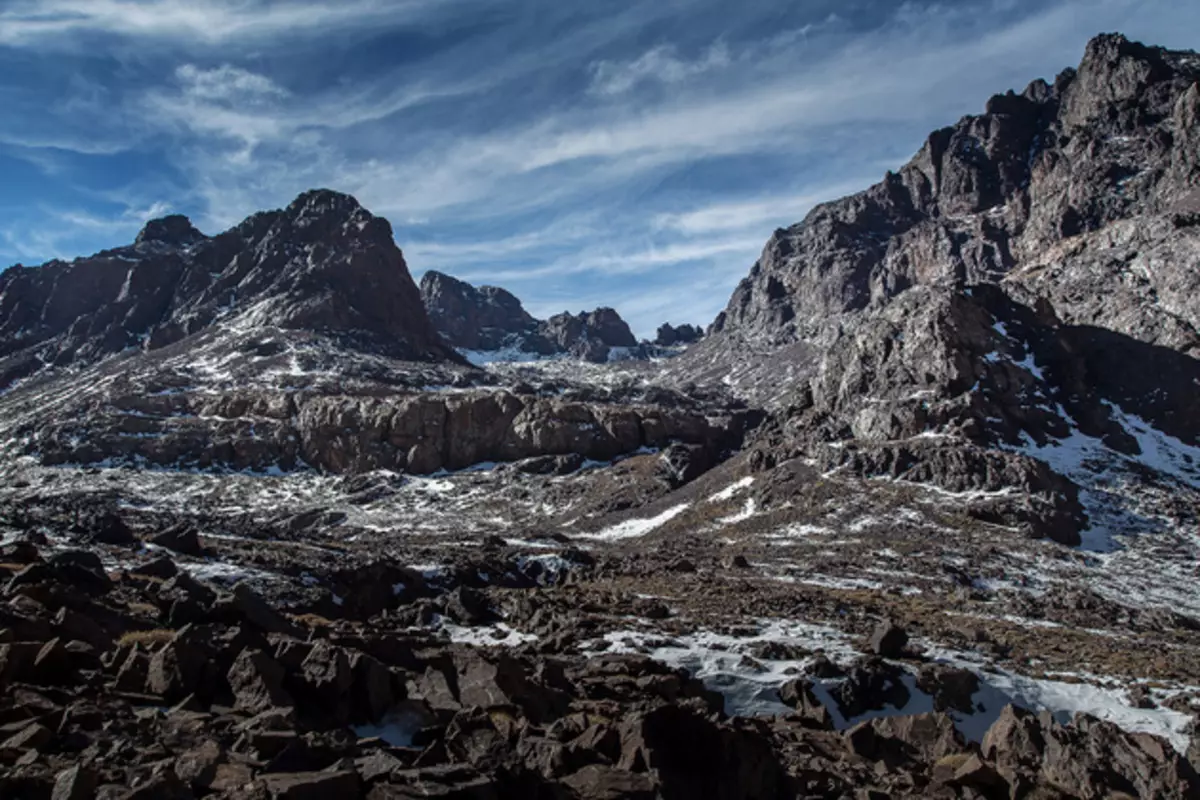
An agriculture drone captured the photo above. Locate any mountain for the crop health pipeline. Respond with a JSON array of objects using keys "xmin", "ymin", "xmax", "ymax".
[
  {"xmin": 666, "ymin": 32, "xmax": 1200, "ymax": 545},
  {"xmin": 0, "ymin": 33, "xmax": 1198, "ymax": 800},
  {"xmin": 703, "ymin": 33, "xmax": 1200, "ymax": 368},
  {"xmin": 0, "ymin": 189, "xmax": 454, "ymax": 391},
  {"xmin": 0, "ymin": 191, "xmax": 752, "ymax": 477},
  {"xmin": 420, "ymin": 270, "xmax": 646, "ymax": 362}
]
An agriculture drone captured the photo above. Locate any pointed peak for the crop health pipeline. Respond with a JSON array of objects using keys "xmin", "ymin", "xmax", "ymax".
[
  {"xmin": 1080, "ymin": 32, "xmax": 1163, "ymax": 69},
  {"xmin": 286, "ymin": 189, "xmax": 365, "ymax": 220},
  {"xmin": 135, "ymin": 214, "xmax": 205, "ymax": 248}
]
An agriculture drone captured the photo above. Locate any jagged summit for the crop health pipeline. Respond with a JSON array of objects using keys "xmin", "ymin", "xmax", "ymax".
[
  {"xmin": 134, "ymin": 214, "xmax": 206, "ymax": 248},
  {"xmin": 703, "ymin": 32, "xmax": 1200, "ymax": 353}
]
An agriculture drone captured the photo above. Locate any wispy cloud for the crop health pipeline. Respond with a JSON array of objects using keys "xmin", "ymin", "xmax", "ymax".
[
  {"xmin": 175, "ymin": 64, "xmax": 287, "ymax": 103},
  {"xmin": 588, "ymin": 42, "xmax": 731, "ymax": 95},
  {"xmin": 5, "ymin": 0, "xmax": 1200, "ymax": 336},
  {"xmin": 0, "ymin": 0, "xmax": 473, "ymax": 48}
]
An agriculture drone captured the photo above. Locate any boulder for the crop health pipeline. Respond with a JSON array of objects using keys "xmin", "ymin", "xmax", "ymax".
[
  {"xmin": 151, "ymin": 524, "xmax": 205, "ymax": 557},
  {"xmin": 228, "ymin": 649, "xmax": 294, "ymax": 713},
  {"xmin": 868, "ymin": 621, "xmax": 908, "ymax": 658}
]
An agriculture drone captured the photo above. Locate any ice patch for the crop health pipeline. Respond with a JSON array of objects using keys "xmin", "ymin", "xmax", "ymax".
[
  {"xmin": 763, "ymin": 523, "xmax": 833, "ymax": 542},
  {"xmin": 595, "ymin": 619, "xmax": 1193, "ymax": 753},
  {"xmin": 927, "ymin": 645, "xmax": 1195, "ymax": 753},
  {"xmin": 183, "ymin": 560, "xmax": 276, "ymax": 585},
  {"xmin": 352, "ymin": 707, "xmax": 425, "ymax": 747},
  {"xmin": 515, "ymin": 553, "xmax": 575, "ymax": 583}
]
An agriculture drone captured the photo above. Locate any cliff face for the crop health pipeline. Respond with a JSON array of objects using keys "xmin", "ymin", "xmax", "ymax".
[
  {"xmin": 0, "ymin": 189, "xmax": 454, "ymax": 389},
  {"xmin": 709, "ymin": 34, "xmax": 1200, "ymax": 355}
]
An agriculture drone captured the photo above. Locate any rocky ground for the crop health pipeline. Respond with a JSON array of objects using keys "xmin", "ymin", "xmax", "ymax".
[{"xmin": 1, "ymin": 348, "xmax": 1198, "ymax": 797}]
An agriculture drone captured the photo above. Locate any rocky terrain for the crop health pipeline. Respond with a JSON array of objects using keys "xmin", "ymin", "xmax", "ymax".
[{"xmin": 0, "ymin": 31, "xmax": 1199, "ymax": 799}]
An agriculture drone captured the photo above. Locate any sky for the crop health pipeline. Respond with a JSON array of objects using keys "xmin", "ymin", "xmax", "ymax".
[{"xmin": 1, "ymin": 1, "xmax": 1198, "ymax": 338}]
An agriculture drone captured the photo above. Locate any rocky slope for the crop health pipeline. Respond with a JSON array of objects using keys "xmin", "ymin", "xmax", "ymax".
[{"xmin": 1, "ymin": 31, "xmax": 1199, "ymax": 800}]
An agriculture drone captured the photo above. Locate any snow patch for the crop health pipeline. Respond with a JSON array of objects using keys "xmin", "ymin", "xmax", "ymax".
[
  {"xmin": 576, "ymin": 503, "xmax": 690, "ymax": 541},
  {"xmin": 708, "ymin": 476, "xmax": 755, "ymax": 503}
]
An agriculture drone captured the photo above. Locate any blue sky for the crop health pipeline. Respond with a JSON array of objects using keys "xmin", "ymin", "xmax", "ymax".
[{"xmin": 1, "ymin": 0, "xmax": 1198, "ymax": 337}]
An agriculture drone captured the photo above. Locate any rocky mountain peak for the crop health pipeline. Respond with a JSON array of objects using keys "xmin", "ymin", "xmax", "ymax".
[
  {"xmin": 134, "ymin": 214, "xmax": 206, "ymax": 248},
  {"xmin": 285, "ymin": 188, "xmax": 370, "ymax": 228},
  {"xmin": 0, "ymin": 189, "xmax": 453, "ymax": 381},
  {"xmin": 419, "ymin": 272, "xmax": 650, "ymax": 362},
  {"xmin": 703, "ymin": 32, "xmax": 1200, "ymax": 354},
  {"xmin": 419, "ymin": 270, "xmax": 540, "ymax": 352}
]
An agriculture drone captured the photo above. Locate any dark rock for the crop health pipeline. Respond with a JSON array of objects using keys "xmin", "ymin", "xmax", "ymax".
[
  {"xmin": 130, "ymin": 557, "xmax": 179, "ymax": 580},
  {"xmin": 420, "ymin": 271, "xmax": 540, "ymax": 352},
  {"xmin": 1, "ymin": 721, "xmax": 53, "ymax": 751},
  {"xmin": 778, "ymin": 679, "xmax": 833, "ymax": 729},
  {"xmin": 260, "ymin": 769, "xmax": 361, "ymax": 799},
  {"xmin": 868, "ymin": 620, "xmax": 908, "ymax": 657},
  {"xmin": 444, "ymin": 586, "xmax": 495, "ymax": 625},
  {"xmin": 73, "ymin": 511, "xmax": 136, "ymax": 546},
  {"xmin": 656, "ymin": 443, "xmax": 713, "ymax": 489},
  {"xmin": 805, "ymin": 654, "xmax": 846, "ymax": 679},
  {"xmin": 47, "ymin": 550, "xmax": 113, "ymax": 593},
  {"xmin": 848, "ymin": 713, "xmax": 968, "ymax": 766},
  {"xmin": 173, "ymin": 739, "xmax": 223, "ymax": 789},
  {"xmin": 916, "ymin": 664, "xmax": 981, "ymax": 714},
  {"xmin": 51, "ymin": 764, "xmax": 97, "ymax": 800},
  {"xmin": 150, "ymin": 524, "xmax": 204, "ymax": 557},
  {"xmin": 217, "ymin": 583, "xmax": 303, "ymax": 637},
  {"xmin": 228, "ymin": 649, "xmax": 294, "ymax": 713},
  {"xmin": 146, "ymin": 638, "xmax": 209, "ymax": 701},
  {"xmin": 32, "ymin": 638, "xmax": 74, "ymax": 686},
  {"xmin": 0, "ymin": 189, "xmax": 454, "ymax": 375},
  {"xmin": 539, "ymin": 308, "xmax": 638, "ymax": 363},
  {"xmin": 830, "ymin": 658, "xmax": 911, "ymax": 719},
  {"xmin": 653, "ymin": 323, "xmax": 703, "ymax": 347},
  {"xmin": 560, "ymin": 764, "xmax": 657, "ymax": 799},
  {"xmin": 982, "ymin": 703, "xmax": 1200, "ymax": 798}
]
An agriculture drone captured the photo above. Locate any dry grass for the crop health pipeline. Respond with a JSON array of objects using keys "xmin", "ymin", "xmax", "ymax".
[
  {"xmin": 126, "ymin": 602, "xmax": 162, "ymax": 618},
  {"xmin": 118, "ymin": 629, "xmax": 174, "ymax": 648}
]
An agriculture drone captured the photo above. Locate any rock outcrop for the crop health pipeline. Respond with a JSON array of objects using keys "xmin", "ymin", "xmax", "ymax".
[
  {"xmin": 419, "ymin": 272, "xmax": 642, "ymax": 363},
  {"xmin": 654, "ymin": 323, "xmax": 703, "ymax": 347},
  {"xmin": 24, "ymin": 386, "xmax": 753, "ymax": 476},
  {"xmin": 539, "ymin": 307, "xmax": 638, "ymax": 362},
  {"xmin": 419, "ymin": 271, "xmax": 549, "ymax": 353},
  {"xmin": 708, "ymin": 34, "xmax": 1200, "ymax": 353}
]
